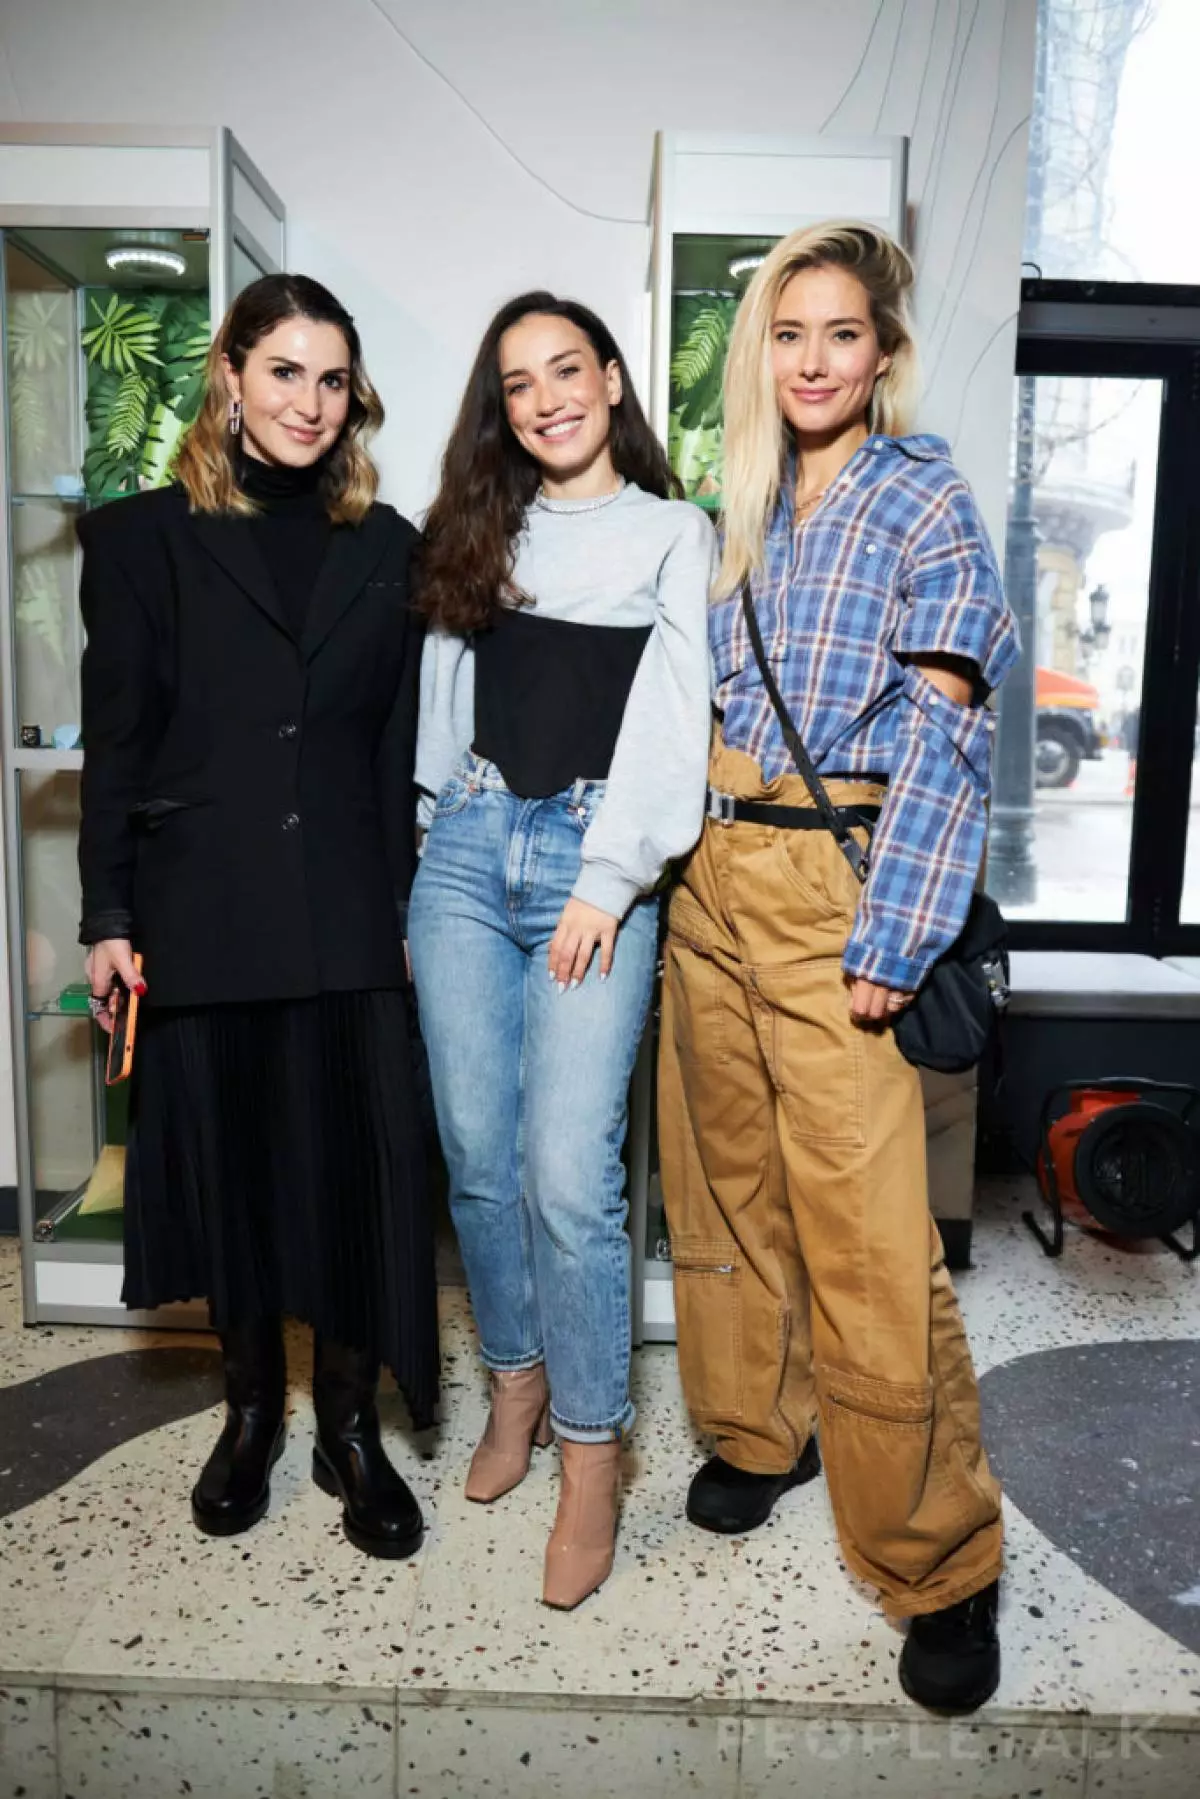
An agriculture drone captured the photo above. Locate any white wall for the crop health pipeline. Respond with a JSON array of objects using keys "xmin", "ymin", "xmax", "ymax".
[
  {"xmin": 0, "ymin": 0, "xmax": 1037, "ymax": 1185},
  {"xmin": 0, "ymin": 0, "xmax": 1036, "ymax": 527}
]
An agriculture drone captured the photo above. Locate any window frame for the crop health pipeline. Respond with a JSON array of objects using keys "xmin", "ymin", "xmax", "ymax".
[{"xmin": 1003, "ymin": 281, "xmax": 1200, "ymax": 956}]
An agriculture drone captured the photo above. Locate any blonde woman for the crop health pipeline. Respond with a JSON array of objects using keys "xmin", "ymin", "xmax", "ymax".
[
  {"xmin": 659, "ymin": 223, "xmax": 1018, "ymax": 1710},
  {"xmin": 78, "ymin": 274, "xmax": 435, "ymax": 1558}
]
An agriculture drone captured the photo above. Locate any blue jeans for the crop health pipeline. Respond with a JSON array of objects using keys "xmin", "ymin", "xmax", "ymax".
[{"xmin": 408, "ymin": 752, "xmax": 658, "ymax": 1442}]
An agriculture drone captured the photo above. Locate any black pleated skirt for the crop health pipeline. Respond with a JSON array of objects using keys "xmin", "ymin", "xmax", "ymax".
[{"xmin": 122, "ymin": 989, "xmax": 439, "ymax": 1429}]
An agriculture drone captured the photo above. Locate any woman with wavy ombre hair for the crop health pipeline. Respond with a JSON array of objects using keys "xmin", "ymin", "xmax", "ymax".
[
  {"xmin": 174, "ymin": 272, "xmax": 383, "ymax": 522},
  {"xmin": 76, "ymin": 272, "xmax": 437, "ymax": 1563},
  {"xmin": 658, "ymin": 221, "xmax": 1019, "ymax": 1711}
]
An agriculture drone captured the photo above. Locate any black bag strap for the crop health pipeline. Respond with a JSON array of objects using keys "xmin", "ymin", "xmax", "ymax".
[{"xmin": 740, "ymin": 580, "xmax": 870, "ymax": 882}]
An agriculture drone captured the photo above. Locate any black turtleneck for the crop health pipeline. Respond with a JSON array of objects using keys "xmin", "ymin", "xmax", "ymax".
[{"xmin": 239, "ymin": 450, "xmax": 332, "ymax": 640}]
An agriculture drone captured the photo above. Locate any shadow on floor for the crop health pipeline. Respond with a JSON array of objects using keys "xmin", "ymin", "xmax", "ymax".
[
  {"xmin": 0, "ymin": 1347, "xmax": 223, "ymax": 1517},
  {"xmin": 982, "ymin": 1337, "xmax": 1200, "ymax": 1654}
]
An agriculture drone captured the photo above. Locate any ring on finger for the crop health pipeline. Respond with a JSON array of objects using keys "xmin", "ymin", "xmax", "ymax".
[{"xmin": 88, "ymin": 994, "xmax": 109, "ymax": 1020}]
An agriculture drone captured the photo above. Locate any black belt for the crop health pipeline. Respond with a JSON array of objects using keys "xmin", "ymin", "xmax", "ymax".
[{"xmin": 706, "ymin": 788, "xmax": 882, "ymax": 830}]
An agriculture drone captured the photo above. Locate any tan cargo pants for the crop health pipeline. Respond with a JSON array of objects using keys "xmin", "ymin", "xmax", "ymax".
[{"xmin": 658, "ymin": 734, "xmax": 1003, "ymax": 1617}]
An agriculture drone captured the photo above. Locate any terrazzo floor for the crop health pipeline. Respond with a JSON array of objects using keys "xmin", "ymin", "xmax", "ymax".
[{"xmin": 2, "ymin": 1179, "xmax": 1200, "ymax": 1797}]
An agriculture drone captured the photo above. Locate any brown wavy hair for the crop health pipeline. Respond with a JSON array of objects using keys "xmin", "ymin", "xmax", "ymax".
[
  {"xmin": 420, "ymin": 292, "xmax": 678, "ymax": 631},
  {"xmin": 174, "ymin": 273, "xmax": 383, "ymax": 524}
]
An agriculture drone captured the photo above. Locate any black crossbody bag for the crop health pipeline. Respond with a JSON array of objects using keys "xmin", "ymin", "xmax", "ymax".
[{"xmin": 740, "ymin": 581, "xmax": 1009, "ymax": 1074}]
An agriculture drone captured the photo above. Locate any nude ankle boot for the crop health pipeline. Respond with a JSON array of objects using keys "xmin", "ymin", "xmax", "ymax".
[
  {"xmin": 464, "ymin": 1364, "xmax": 553, "ymax": 1503},
  {"xmin": 542, "ymin": 1439, "xmax": 622, "ymax": 1610}
]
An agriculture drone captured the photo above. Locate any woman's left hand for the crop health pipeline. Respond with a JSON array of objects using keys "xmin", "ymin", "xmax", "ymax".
[
  {"xmin": 548, "ymin": 898, "xmax": 620, "ymax": 989},
  {"xmin": 848, "ymin": 977, "xmax": 914, "ymax": 1025}
]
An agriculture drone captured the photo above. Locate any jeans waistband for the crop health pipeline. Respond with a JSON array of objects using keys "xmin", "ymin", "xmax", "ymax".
[{"xmin": 461, "ymin": 748, "xmax": 606, "ymax": 809}]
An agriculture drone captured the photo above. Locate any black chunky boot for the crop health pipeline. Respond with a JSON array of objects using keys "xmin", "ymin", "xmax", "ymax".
[
  {"xmin": 898, "ymin": 1579, "xmax": 1001, "ymax": 1712},
  {"xmin": 191, "ymin": 1317, "xmax": 287, "ymax": 1536},
  {"xmin": 686, "ymin": 1436, "xmax": 822, "ymax": 1534},
  {"xmin": 311, "ymin": 1336, "xmax": 424, "ymax": 1560}
]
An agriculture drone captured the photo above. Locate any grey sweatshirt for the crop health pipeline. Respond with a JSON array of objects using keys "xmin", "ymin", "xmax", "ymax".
[{"xmin": 415, "ymin": 482, "xmax": 717, "ymax": 918}]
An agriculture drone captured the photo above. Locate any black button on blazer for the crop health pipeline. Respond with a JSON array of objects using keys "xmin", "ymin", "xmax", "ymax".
[{"xmin": 76, "ymin": 484, "xmax": 424, "ymax": 1009}]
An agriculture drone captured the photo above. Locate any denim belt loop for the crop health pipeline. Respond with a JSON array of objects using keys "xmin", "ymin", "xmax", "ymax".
[
  {"xmin": 568, "ymin": 777, "xmax": 589, "ymax": 811},
  {"xmin": 464, "ymin": 748, "xmax": 497, "ymax": 793}
]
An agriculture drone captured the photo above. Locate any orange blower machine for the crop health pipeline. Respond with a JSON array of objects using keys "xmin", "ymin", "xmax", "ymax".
[{"xmin": 1025, "ymin": 1078, "xmax": 1200, "ymax": 1262}]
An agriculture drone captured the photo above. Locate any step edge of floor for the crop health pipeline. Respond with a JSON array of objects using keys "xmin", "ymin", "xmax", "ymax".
[{"xmin": 7, "ymin": 1668, "xmax": 1196, "ymax": 1734}]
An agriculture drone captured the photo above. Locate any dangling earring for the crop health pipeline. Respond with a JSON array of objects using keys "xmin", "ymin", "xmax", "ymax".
[{"xmin": 228, "ymin": 399, "xmax": 243, "ymax": 437}]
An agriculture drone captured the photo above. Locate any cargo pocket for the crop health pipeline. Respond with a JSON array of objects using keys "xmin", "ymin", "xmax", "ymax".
[
  {"xmin": 755, "ymin": 960, "xmax": 866, "ymax": 1147},
  {"xmin": 671, "ymin": 1236, "xmax": 744, "ymax": 1426},
  {"xmin": 664, "ymin": 898, "xmax": 733, "ymax": 1070},
  {"xmin": 667, "ymin": 884, "xmax": 720, "ymax": 955},
  {"xmin": 816, "ymin": 1363, "xmax": 957, "ymax": 1589},
  {"xmin": 772, "ymin": 821, "xmax": 868, "ymax": 925}
]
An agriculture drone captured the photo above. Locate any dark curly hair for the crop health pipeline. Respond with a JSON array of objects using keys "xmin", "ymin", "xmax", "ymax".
[{"xmin": 419, "ymin": 291, "xmax": 678, "ymax": 632}]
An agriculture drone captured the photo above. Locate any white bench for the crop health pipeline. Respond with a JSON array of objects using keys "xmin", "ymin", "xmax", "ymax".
[{"xmin": 1008, "ymin": 951, "xmax": 1200, "ymax": 1019}]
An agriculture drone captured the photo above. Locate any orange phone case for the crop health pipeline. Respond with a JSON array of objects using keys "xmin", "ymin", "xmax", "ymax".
[{"xmin": 105, "ymin": 953, "xmax": 144, "ymax": 1086}]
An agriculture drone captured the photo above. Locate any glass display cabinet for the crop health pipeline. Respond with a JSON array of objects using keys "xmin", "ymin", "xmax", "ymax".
[
  {"xmin": 630, "ymin": 132, "xmax": 908, "ymax": 1342},
  {"xmin": 0, "ymin": 126, "xmax": 285, "ymax": 1325}
]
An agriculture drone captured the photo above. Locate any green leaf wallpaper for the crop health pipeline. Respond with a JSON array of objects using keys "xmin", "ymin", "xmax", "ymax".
[
  {"xmin": 8, "ymin": 291, "xmax": 69, "ymax": 379},
  {"xmin": 81, "ymin": 288, "xmax": 209, "ymax": 504},
  {"xmin": 667, "ymin": 292, "xmax": 737, "ymax": 512},
  {"xmin": 5, "ymin": 290, "xmax": 72, "ymax": 489}
]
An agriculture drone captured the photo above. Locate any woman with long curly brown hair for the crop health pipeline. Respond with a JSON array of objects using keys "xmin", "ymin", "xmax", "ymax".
[
  {"xmin": 79, "ymin": 273, "xmax": 436, "ymax": 1560},
  {"xmin": 409, "ymin": 292, "xmax": 714, "ymax": 1609}
]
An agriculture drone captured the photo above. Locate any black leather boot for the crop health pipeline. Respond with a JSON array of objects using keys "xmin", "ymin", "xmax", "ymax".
[
  {"xmin": 191, "ymin": 1317, "xmax": 287, "ymax": 1536},
  {"xmin": 311, "ymin": 1336, "xmax": 424, "ymax": 1560},
  {"xmin": 686, "ymin": 1436, "xmax": 822, "ymax": 1533},
  {"xmin": 898, "ymin": 1579, "xmax": 1001, "ymax": 1712}
]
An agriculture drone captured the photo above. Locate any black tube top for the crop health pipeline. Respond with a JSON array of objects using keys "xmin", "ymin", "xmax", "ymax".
[{"xmin": 473, "ymin": 607, "xmax": 653, "ymax": 799}]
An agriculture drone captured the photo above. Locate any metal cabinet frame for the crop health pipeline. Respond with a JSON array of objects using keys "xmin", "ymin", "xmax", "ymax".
[
  {"xmin": 630, "ymin": 130, "xmax": 908, "ymax": 1344},
  {"xmin": 0, "ymin": 124, "xmax": 284, "ymax": 1324}
]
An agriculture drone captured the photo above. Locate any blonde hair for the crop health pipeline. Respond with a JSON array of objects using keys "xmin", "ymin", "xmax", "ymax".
[
  {"xmin": 717, "ymin": 220, "xmax": 918, "ymax": 596},
  {"xmin": 174, "ymin": 273, "xmax": 383, "ymax": 525}
]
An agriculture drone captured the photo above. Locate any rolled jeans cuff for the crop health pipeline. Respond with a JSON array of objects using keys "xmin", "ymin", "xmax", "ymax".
[
  {"xmin": 479, "ymin": 1346, "xmax": 545, "ymax": 1375},
  {"xmin": 551, "ymin": 1400, "xmax": 636, "ymax": 1445}
]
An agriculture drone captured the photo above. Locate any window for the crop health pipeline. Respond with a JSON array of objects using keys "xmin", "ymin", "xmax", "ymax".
[
  {"xmin": 1031, "ymin": 0, "xmax": 1200, "ymax": 286},
  {"xmin": 990, "ymin": 374, "xmax": 1158, "ymax": 924},
  {"xmin": 986, "ymin": 0, "xmax": 1200, "ymax": 954}
]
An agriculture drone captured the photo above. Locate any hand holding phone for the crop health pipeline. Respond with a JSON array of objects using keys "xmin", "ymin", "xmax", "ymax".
[
  {"xmin": 85, "ymin": 941, "xmax": 144, "ymax": 1083},
  {"xmin": 105, "ymin": 952, "xmax": 144, "ymax": 1085},
  {"xmin": 85, "ymin": 939, "xmax": 144, "ymax": 1031}
]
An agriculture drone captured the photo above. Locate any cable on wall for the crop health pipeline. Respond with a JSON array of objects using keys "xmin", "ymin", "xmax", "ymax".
[
  {"xmin": 364, "ymin": 0, "xmax": 643, "ymax": 228},
  {"xmin": 949, "ymin": 306, "xmax": 1019, "ymax": 447},
  {"xmin": 820, "ymin": 0, "xmax": 888, "ymax": 132}
]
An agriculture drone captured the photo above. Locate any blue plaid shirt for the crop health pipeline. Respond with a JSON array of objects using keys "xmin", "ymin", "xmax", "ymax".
[{"xmin": 711, "ymin": 433, "xmax": 1020, "ymax": 991}]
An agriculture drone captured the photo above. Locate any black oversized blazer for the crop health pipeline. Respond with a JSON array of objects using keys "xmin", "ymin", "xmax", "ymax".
[{"xmin": 76, "ymin": 484, "xmax": 423, "ymax": 1009}]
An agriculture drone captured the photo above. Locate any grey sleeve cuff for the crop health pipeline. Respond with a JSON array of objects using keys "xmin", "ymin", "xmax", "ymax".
[{"xmin": 571, "ymin": 862, "xmax": 643, "ymax": 921}]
